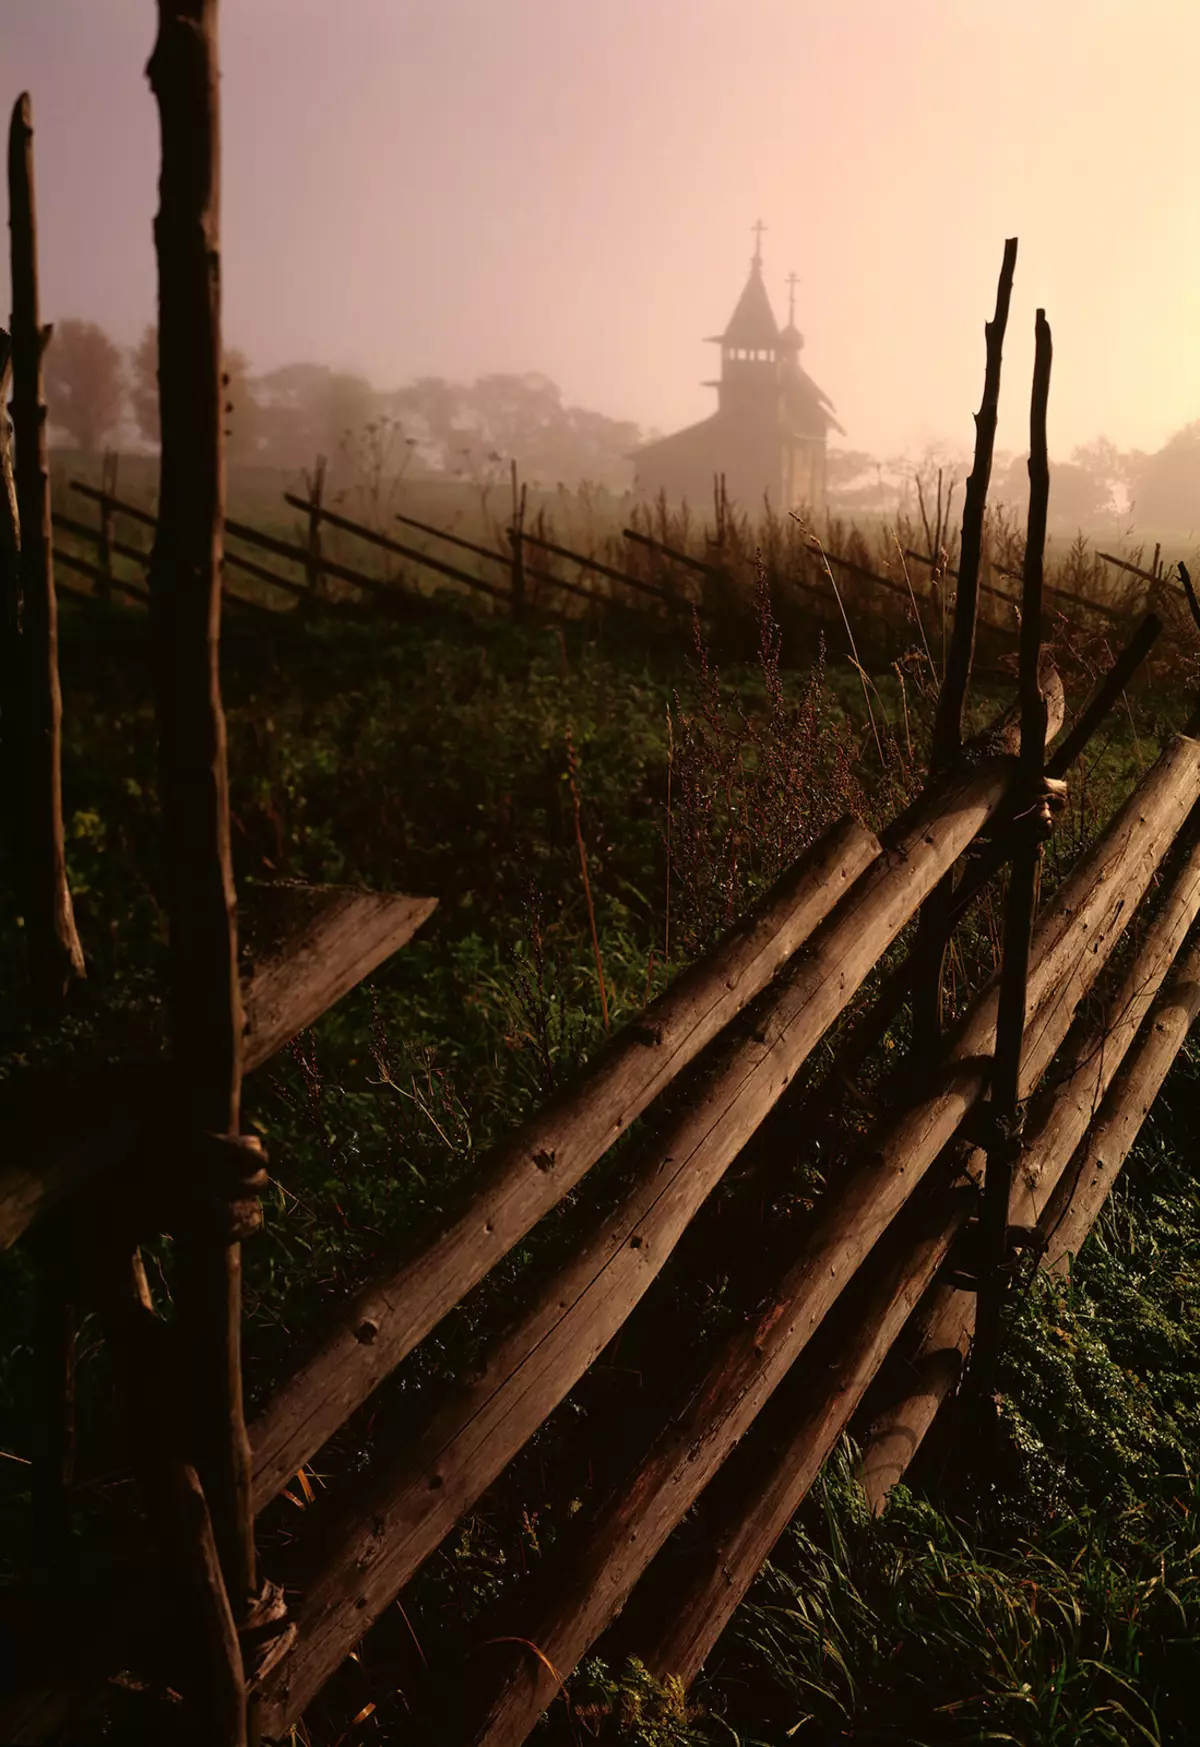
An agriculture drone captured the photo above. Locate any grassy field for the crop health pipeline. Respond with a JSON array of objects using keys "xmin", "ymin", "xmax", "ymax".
[{"xmin": 2, "ymin": 500, "xmax": 1199, "ymax": 1745}]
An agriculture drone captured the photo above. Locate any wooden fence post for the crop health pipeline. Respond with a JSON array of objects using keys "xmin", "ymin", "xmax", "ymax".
[
  {"xmin": 146, "ymin": 3, "xmax": 274, "ymax": 1739},
  {"xmin": 972, "ymin": 307, "xmax": 1054, "ymax": 1415},
  {"xmin": 96, "ymin": 448, "xmax": 119, "ymax": 602},
  {"xmin": 911, "ymin": 238, "xmax": 1018, "ymax": 1055},
  {"xmin": 508, "ymin": 458, "xmax": 526, "ymax": 618},
  {"xmin": 7, "ymin": 94, "xmax": 86, "ymax": 1019},
  {"xmin": 303, "ymin": 452, "xmax": 326, "ymax": 598}
]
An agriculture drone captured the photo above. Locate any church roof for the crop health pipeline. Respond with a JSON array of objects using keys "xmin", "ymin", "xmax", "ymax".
[{"xmin": 710, "ymin": 257, "xmax": 780, "ymax": 349}]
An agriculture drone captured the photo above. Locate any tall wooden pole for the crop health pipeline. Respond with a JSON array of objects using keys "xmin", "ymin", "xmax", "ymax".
[
  {"xmin": 7, "ymin": 95, "xmax": 85, "ymax": 1018},
  {"xmin": 911, "ymin": 239, "xmax": 1017, "ymax": 1054},
  {"xmin": 146, "ymin": 4, "xmax": 264, "ymax": 1740},
  {"xmin": 972, "ymin": 308, "xmax": 1054, "ymax": 1413}
]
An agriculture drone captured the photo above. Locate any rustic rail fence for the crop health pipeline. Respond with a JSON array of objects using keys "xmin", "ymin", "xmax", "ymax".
[{"xmin": 4, "ymin": 23, "xmax": 1200, "ymax": 1747}]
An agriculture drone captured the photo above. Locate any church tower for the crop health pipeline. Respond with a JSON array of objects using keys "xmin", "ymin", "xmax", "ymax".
[
  {"xmin": 630, "ymin": 225, "xmax": 843, "ymax": 513},
  {"xmin": 704, "ymin": 221, "xmax": 782, "ymax": 425}
]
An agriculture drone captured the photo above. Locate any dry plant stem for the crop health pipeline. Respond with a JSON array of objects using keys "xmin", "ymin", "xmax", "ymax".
[
  {"xmin": 858, "ymin": 817, "xmax": 1200, "ymax": 1513},
  {"xmin": 973, "ymin": 306, "xmax": 1053, "ymax": 1411},
  {"xmin": 634, "ymin": 1182, "xmax": 978, "ymax": 1690},
  {"xmin": 509, "ymin": 459, "xmax": 525, "ymax": 618},
  {"xmin": 257, "ymin": 757, "xmax": 1058, "ymax": 1734},
  {"xmin": 912, "ymin": 238, "xmax": 1018, "ymax": 1056},
  {"xmin": 147, "ymin": 6, "xmax": 252, "ymax": 1742},
  {"xmin": 438, "ymin": 736, "xmax": 1200, "ymax": 1747},
  {"xmin": 7, "ymin": 95, "xmax": 85, "ymax": 1017},
  {"xmin": 249, "ymin": 818, "xmax": 878, "ymax": 1513},
  {"xmin": 566, "ymin": 732, "xmax": 610, "ymax": 1033}
]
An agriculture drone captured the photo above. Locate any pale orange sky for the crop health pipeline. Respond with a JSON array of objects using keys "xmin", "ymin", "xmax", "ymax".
[{"xmin": 4, "ymin": 0, "xmax": 1198, "ymax": 462}]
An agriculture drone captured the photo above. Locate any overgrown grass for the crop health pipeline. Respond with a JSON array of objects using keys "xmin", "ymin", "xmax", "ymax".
[{"xmin": 1, "ymin": 503, "xmax": 1198, "ymax": 1746}]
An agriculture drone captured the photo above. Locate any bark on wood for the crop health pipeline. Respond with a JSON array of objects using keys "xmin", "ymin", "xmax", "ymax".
[
  {"xmin": 620, "ymin": 1183, "xmax": 978, "ymax": 1691},
  {"xmin": 912, "ymin": 240, "xmax": 1018, "ymax": 1056},
  {"xmin": 973, "ymin": 307, "xmax": 1053, "ymax": 1407},
  {"xmin": 858, "ymin": 813, "xmax": 1200, "ymax": 1512},
  {"xmin": 146, "ymin": 8, "xmax": 253, "ymax": 1735},
  {"xmin": 255, "ymin": 757, "xmax": 1028, "ymax": 1734},
  {"xmin": 7, "ymin": 95, "xmax": 86, "ymax": 1016},
  {"xmin": 432, "ymin": 736, "xmax": 1200, "ymax": 1747},
  {"xmin": 1039, "ymin": 936, "xmax": 1200, "ymax": 1272},
  {"xmin": 248, "ymin": 820, "xmax": 879, "ymax": 1514}
]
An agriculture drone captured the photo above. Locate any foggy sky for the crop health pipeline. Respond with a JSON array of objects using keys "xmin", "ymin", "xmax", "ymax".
[{"xmin": 3, "ymin": 0, "xmax": 1198, "ymax": 463}]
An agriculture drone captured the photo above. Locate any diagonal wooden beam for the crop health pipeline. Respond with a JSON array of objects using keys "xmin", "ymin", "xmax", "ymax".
[{"xmin": 0, "ymin": 885, "xmax": 437, "ymax": 1250}]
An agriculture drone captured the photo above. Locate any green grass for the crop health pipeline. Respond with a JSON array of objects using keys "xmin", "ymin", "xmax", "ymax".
[{"xmin": 2, "ymin": 543, "xmax": 1198, "ymax": 1746}]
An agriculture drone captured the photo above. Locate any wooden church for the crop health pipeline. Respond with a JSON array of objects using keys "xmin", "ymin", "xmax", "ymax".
[{"xmin": 631, "ymin": 224, "xmax": 843, "ymax": 513}]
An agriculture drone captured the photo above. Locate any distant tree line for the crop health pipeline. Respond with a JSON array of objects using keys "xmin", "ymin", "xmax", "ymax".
[
  {"xmin": 41, "ymin": 317, "xmax": 645, "ymax": 492},
  {"xmin": 827, "ymin": 432, "xmax": 1200, "ymax": 535}
]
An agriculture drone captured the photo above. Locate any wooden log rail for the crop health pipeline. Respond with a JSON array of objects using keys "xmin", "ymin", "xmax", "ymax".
[
  {"xmin": 248, "ymin": 820, "xmax": 879, "ymax": 1507},
  {"xmin": 905, "ymin": 547, "xmax": 1126, "ymax": 627},
  {"xmin": 420, "ymin": 732, "xmax": 1200, "ymax": 1746},
  {"xmin": 857, "ymin": 826, "xmax": 1200, "ymax": 1512},
  {"xmin": 629, "ymin": 797, "xmax": 1200, "ymax": 1690},
  {"xmin": 67, "ymin": 480, "xmax": 313, "ymax": 603},
  {"xmin": 255, "ymin": 746, "xmax": 1051, "ymax": 1734},
  {"xmin": 0, "ymin": 886, "xmax": 438, "ymax": 1250}
]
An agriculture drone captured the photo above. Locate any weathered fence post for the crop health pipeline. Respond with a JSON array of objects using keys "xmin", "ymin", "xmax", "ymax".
[
  {"xmin": 303, "ymin": 452, "xmax": 326, "ymax": 598},
  {"xmin": 911, "ymin": 238, "xmax": 1018, "ymax": 1054},
  {"xmin": 7, "ymin": 94, "xmax": 86, "ymax": 1018},
  {"xmin": 508, "ymin": 457, "xmax": 526, "ymax": 618},
  {"xmin": 96, "ymin": 448, "xmax": 119, "ymax": 602},
  {"xmin": 146, "ymin": 3, "xmax": 273, "ymax": 1739},
  {"xmin": 972, "ymin": 306, "xmax": 1054, "ymax": 1417}
]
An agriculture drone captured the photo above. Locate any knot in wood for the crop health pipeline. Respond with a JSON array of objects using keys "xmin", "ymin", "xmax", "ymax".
[{"xmin": 187, "ymin": 1131, "xmax": 270, "ymax": 1241}]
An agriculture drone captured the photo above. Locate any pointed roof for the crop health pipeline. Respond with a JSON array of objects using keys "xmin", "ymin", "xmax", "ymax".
[{"xmin": 709, "ymin": 255, "xmax": 781, "ymax": 348}]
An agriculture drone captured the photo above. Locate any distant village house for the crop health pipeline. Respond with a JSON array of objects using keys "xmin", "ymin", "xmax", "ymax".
[{"xmin": 632, "ymin": 223, "xmax": 843, "ymax": 514}]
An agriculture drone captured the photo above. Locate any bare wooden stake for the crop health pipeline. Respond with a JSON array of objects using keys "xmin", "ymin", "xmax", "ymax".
[
  {"xmin": 96, "ymin": 448, "xmax": 119, "ymax": 602},
  {"xmin": 971, "ymin": 307, "xmax": 1053, "ymax": 1414},
  {"xmin": 912, "ymin": 239, "xmax": 1018, "ymax": 1053},
  {"xmin": 509, "ymin": 458, "xmax": 526, "ymax": 618},
  {"xmin": 303, "ymin": 453, "xmax": 326, "ymax": 598},
  {"xmin": 7, "ymin": 94, "xmax": 86, "ymax": 1018},
  {"xmin": 146, "ymin": 3, "xmax": 256, "ymax": 1738}
]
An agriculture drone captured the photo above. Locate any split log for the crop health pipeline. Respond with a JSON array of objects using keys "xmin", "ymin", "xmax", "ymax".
[
  {"xmin": 857, "ymin": 814, "xmax": 1200, "ymax": 1512},
  {"xmin": 255, "ymin": 753, "xmax": 1037, "ymax": 1735},
  {"xmin": 514, "ymin": 526, "xmax": 691, "ymax": 611},
  {"xmin": 437, "ymin": 733, "xmax": 1200, "ymax": 1747},
  {"xmin": 248, "ymin": 821, "xmax": 877, "ymax": 1510},
  {"xmin": 7, "ymin": 95, "xmax": 86, "ymax": 1016},
  {"xmin": 1039, "ymin": 935, "xmax": 1200, "ymax": 1272}
]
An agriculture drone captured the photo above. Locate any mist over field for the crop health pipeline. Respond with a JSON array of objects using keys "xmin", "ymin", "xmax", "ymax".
[{"xmin": 6, "ymin": 0, "xmax": 1200, "ymax": 538}]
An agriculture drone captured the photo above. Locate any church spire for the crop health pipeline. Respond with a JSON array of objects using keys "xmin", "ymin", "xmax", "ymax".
[
  {"xmin": 786, "ymin": 271, "xmax": 800, "ymax": 326},
  {"xmin": 751, "ymin": 217, "xmax": 767, "ymax": 268}
]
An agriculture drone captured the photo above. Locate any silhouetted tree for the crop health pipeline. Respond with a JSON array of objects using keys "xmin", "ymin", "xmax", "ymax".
[{"xmin": 44, "ymin": 318, "xmax": 124, "ymax": 452}]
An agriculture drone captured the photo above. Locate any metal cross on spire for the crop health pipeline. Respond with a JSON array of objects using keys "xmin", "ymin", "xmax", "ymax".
[
  {"xmin": 751, "ymin": 217, "xmax": 767, "ymax": 265},
  {"xmin": 786, "ymin": 271, "xmax": 801, "ymax": 324}
]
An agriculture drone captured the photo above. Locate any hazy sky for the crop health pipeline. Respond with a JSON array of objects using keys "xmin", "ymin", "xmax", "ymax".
[{"xmin": 4, "ymin": 1, "xmax": 1199, "ymax": 462}]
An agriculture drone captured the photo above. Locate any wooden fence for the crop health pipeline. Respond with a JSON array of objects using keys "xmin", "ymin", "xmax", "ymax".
[{"xmin": 4, "ymin": 19, "xmax": 1200, "ymax": 1747}]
